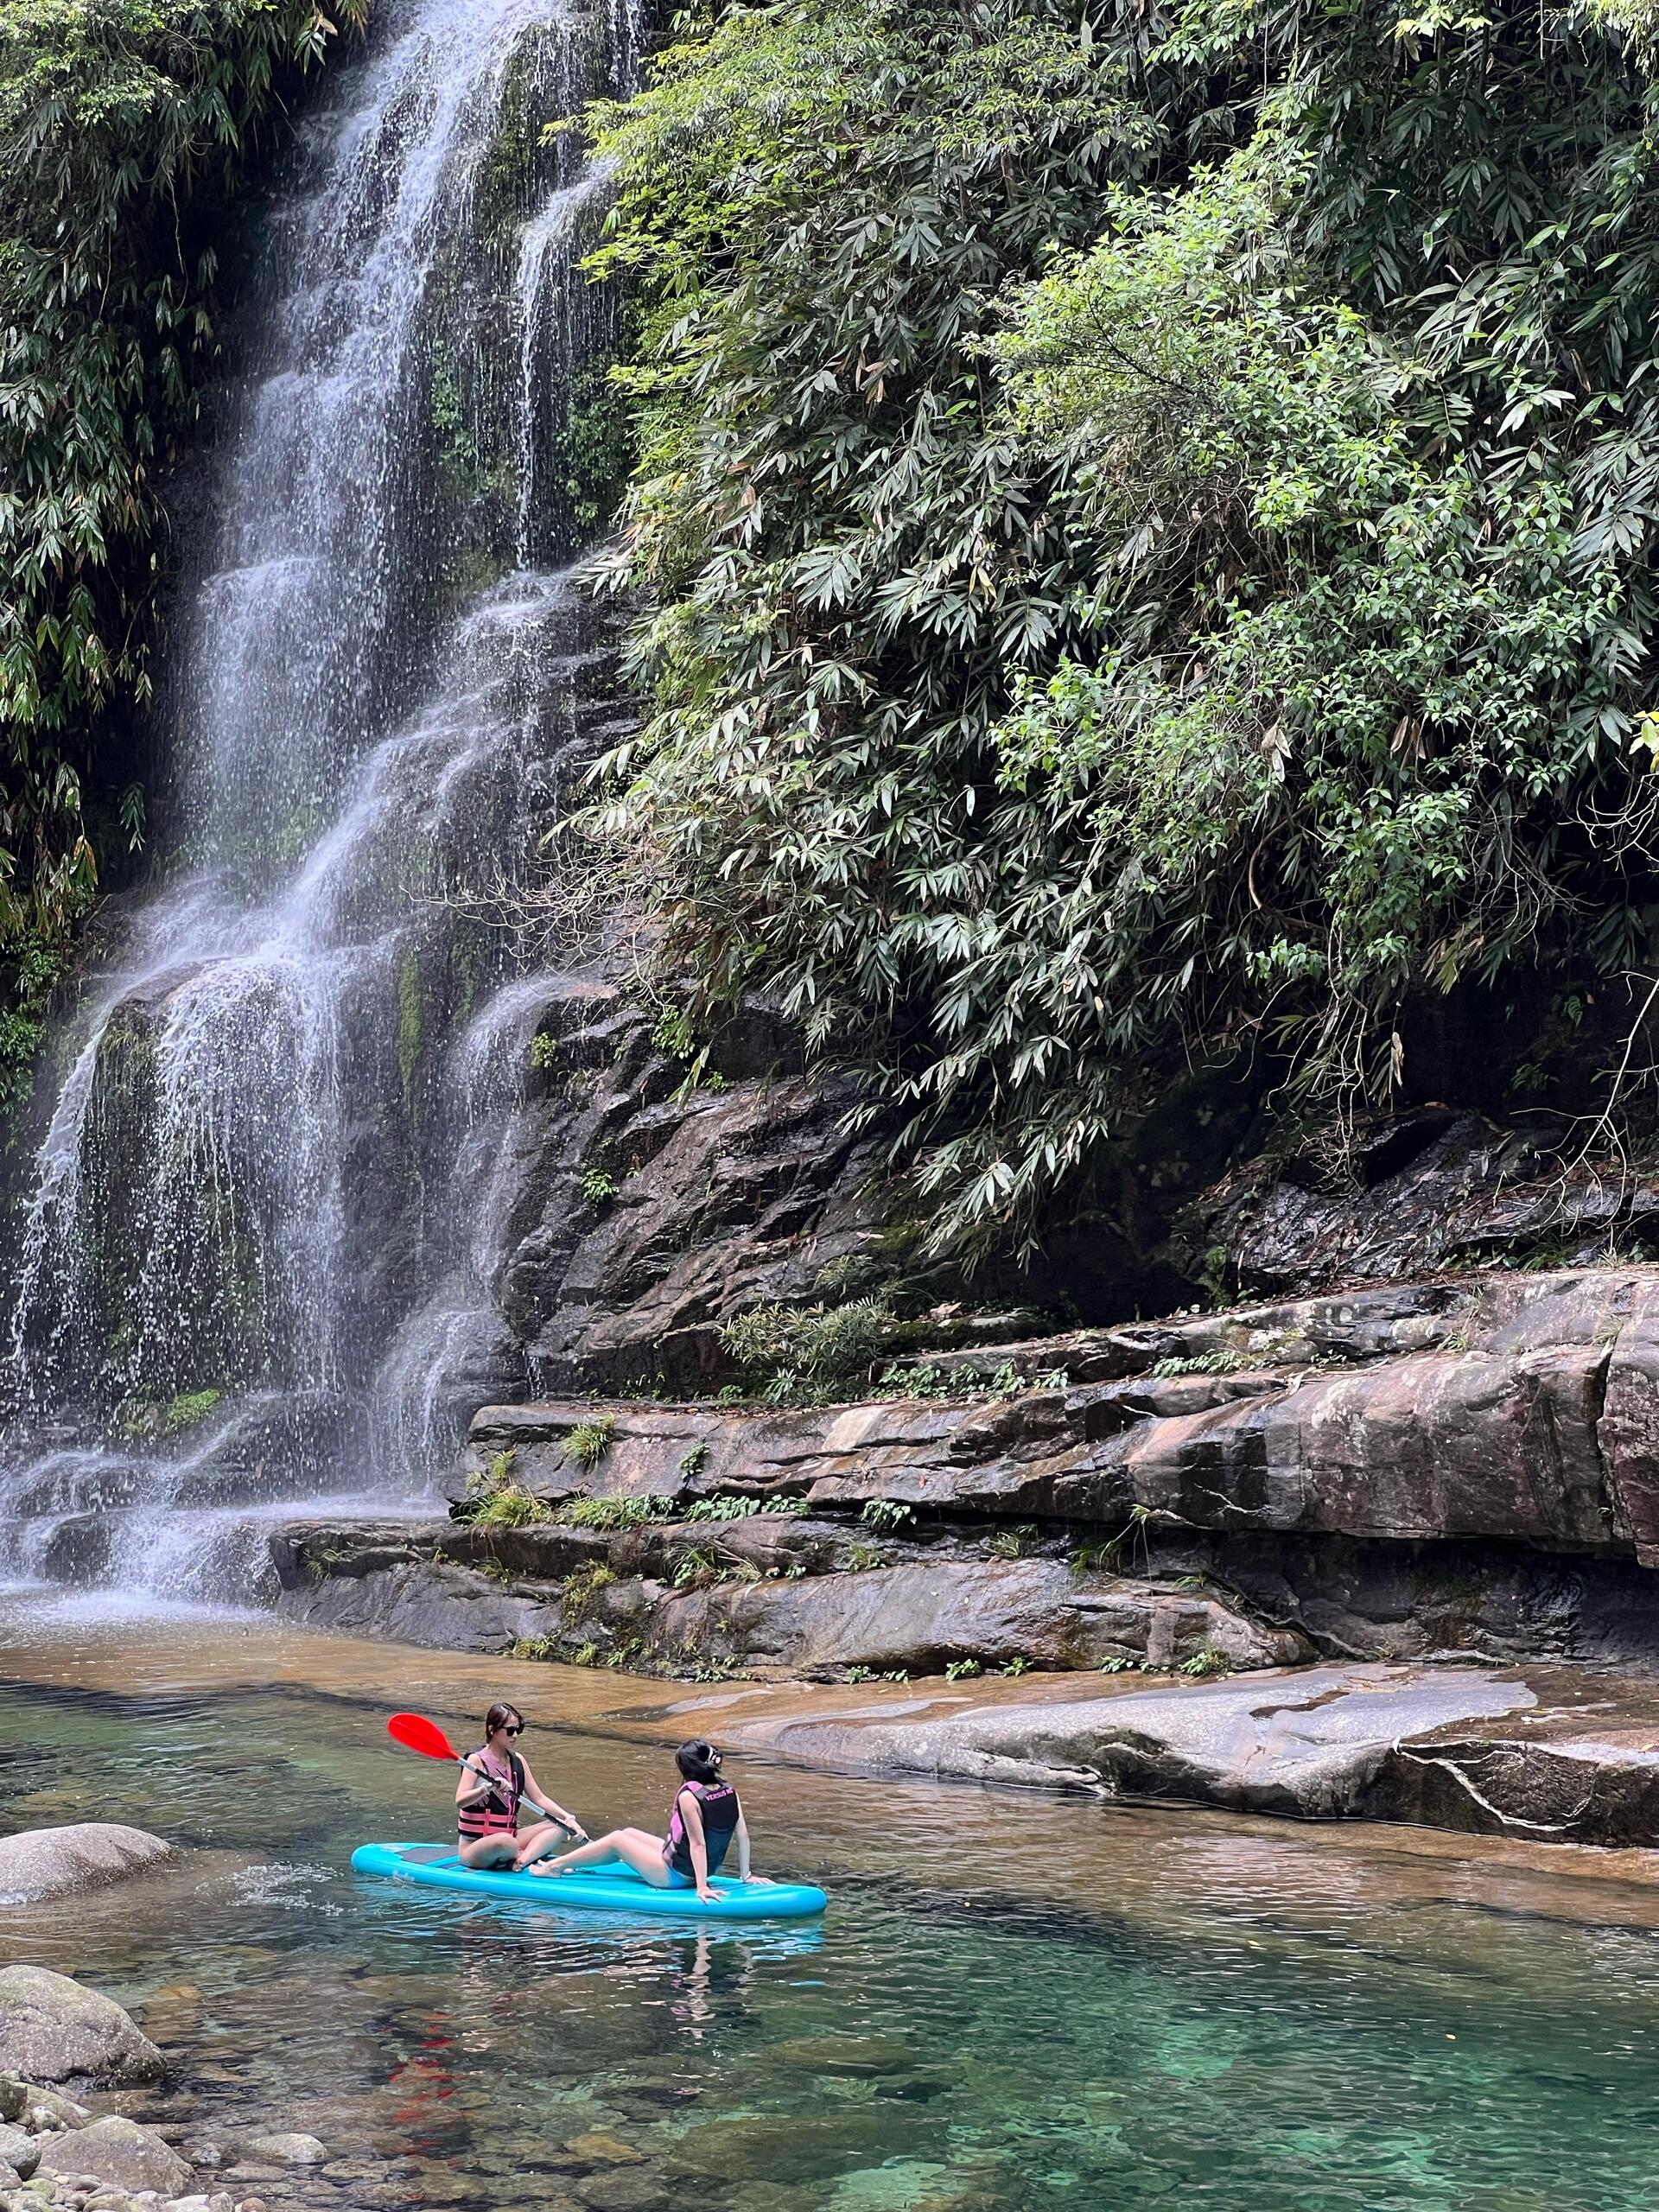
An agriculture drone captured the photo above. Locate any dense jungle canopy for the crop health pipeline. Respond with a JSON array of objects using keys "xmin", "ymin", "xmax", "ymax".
[
  {"xmin": 11, "ymin": 0, "xmax": 1659, "ymax": 1257},
  {"xmin": 588, "ymin": 0, "xmax": 1659, "ymax": 1252}
]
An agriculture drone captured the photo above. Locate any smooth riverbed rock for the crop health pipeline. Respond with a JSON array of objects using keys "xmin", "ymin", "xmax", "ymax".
[
  {"xmin": 0, "ymin": 1973, "xmax": 162, "ymax": 2088},
  {"xmin": 0, "ymin": 1825, "xmax": 174, "ymax": 1907},
  {"xmin": 239, "ymin": 2133, "xmax": 325, "ymax": 2166},
  {"xmin": 35, "ymin": 2113, "xmax": 192, "ymax": 2194},
  {"xmin": 711, "ymin": 1657, "xmax": 1659, "ymax": 1846},
  {"xmin": 0, "ymin": 2125, "xmax": 38, "ymax": 2179}
]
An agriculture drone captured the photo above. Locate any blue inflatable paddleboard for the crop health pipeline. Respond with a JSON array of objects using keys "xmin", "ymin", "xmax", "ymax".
[{"xmin": 351, "ymin": 1841, "xmax": 828, "ymax": 1922}]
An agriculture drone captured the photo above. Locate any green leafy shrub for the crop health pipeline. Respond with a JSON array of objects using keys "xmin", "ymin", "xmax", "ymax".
[
  {"xmin": 988, "ymin": 1523, "xmax": 1039, "ymax": 1560},
  {"xmin": 163, "ymin": 1386, "xmax": 222, "ymax": 1433},
  {"xmin": 680, "ymin": 1491, "xmax": 808, "ymax": 1522},
  {"xmin": 677, "ymin": 1442, "xmax": 710, "ymax": 1481},
  {"xmin": 718, "ymin": 1298, "xmax": 891, "ymax": 1404},
  {"xmin": 859, "ymin": 1498, "xmax": 914, "ymax": 1534},
  {"xmin": 470, "ymin": 1484, "xmax": 549, "ymax": 1532},
  {"xmin": 586, "ymin": 0, "xmax": 1659, "ymax": 1257},
  {"xmin": 563, "ymin": 1415, "xmax": 616, "ymax": 1471},
  {"xmin": 944, "ymin": 1657, "xmax": 983, "ymax": 1681},
  {"xmin": 580, "ymin": 1167, "xmax": 619, "ymax": 1207},
  {"xmin": 561, "ymin": 1490, "xmax": 681, "ymax": 1529}
]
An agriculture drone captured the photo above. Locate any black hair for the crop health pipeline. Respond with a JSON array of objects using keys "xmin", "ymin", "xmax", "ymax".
[
  {"xmin": 485, "ymin": 1701, "xmax": 523, "ymax": 1737},
  {"xmin": 675, "ymin": 1739, "xmax": 722, "ymax": 1784}
]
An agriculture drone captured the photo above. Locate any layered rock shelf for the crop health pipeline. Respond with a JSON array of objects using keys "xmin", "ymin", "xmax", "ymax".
[{"xmin": 278, "ymin": 1266, "xmax": 1659, "ymax": 1696}]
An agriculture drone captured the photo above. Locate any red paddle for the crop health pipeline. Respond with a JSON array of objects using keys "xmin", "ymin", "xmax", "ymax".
[{"xmin": 386, "ymin": 1712, "xmax": 577, "ymax": 1831}]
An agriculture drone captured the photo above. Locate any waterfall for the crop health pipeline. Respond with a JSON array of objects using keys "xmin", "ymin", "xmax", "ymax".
[{"xmin": 0, "ymin": 0, "xmax": 637, "ymax": 1610}]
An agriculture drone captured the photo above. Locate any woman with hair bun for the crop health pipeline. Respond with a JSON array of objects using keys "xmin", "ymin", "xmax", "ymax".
[
  {"xmin": 454, "ymin": 1700, "xmax": 588, "ymax": 1870},
  {"xmin": 525, "ymin": 1740, "xmax": 761, "ymax": 1902}
]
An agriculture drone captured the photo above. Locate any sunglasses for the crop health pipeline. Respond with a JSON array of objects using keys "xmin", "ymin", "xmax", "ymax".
[{"xmin": 501, "ymin": 1725, "xmax": 524, "ymax": 1737}]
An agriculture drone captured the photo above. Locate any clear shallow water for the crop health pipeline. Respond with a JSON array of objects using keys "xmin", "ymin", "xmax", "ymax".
[{"xmin": 3, "ymin": 1619, "xmax": 1659, "ymax": 2209}]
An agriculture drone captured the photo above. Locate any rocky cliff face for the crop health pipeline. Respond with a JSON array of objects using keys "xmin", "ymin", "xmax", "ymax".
[{"xmin": 277, "ymin": 1263, "xmax": 1659, "ymax": 1686}]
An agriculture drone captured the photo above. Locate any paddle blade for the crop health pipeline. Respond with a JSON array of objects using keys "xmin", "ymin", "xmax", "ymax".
[{"xmin": 388, "ymin": 1712, "xmax": 461, "ymax": 1764}]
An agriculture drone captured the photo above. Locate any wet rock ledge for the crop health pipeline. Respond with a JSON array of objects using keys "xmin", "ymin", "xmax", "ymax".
[{"xmin": 278, "ymin": 1266, "xmax": 1659, "ymax": 1692}]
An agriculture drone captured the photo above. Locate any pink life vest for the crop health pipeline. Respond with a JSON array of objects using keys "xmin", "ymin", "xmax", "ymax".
[
  {"xmin": 664, "ymin": 1778, "xmax": 740, "ymax": 1877},
  {"xmin": 456, "ymin": 1748, "xmax": 523, "ymax": 1840}
]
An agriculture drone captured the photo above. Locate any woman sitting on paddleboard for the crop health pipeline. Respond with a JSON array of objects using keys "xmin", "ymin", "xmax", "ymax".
[
  {"xmin": 525, "ymin": 1739, "xmax": 759, "ymax": 1902},
  {"xmin": 456, "ymin": 1701, "xmax": 587, "ymax": 1871}
]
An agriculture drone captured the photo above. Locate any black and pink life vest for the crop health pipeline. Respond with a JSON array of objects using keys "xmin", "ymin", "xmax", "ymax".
[
  {"xmin": 456, "ymin": 1748, "xmax": 523, "ymax": 1840},
  {"xmin": 664, "ymin": 1778, "xmax": 741, "ymax": 1877}
]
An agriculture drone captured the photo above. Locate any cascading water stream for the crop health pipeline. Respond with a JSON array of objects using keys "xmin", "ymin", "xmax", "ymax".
[{"xmin": 0, "ymin": 0, "xmax": 635, "ymax": 1610}]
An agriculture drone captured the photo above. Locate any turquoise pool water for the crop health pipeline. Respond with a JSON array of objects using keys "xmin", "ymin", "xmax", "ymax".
[{"xmin": 0, "ymin": 1617, "xmax": 1657, "ymax": 2211}]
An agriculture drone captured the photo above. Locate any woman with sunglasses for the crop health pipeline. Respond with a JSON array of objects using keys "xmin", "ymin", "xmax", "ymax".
[{"xmin": 455, "ymin": 1700, "xmax": 587, "ymax": 1870}]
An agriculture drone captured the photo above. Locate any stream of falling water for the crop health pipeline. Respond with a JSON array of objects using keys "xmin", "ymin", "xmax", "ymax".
[{"xmin": 0, "ymin": 0, "xmax": 634, "ymax": 1609}]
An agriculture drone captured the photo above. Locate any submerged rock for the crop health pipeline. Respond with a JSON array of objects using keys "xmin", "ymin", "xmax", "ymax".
[
  {"xmin": 0, "ymin": 1825, "xmax": 173, "ymax": 1907},
  {"xmin": 35, "ymin": 2113, "xmax": 193, "ymax": 2194},
  {"xmin": 239, "ymin": 2132, "xmax": 325, "ymax": 2165},
  {"xmin": 0, "ymin": 1969, "xmax": 164, "ymax": 2086}
]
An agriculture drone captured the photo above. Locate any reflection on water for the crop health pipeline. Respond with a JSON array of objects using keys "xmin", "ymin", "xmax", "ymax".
[{"xmin": 2, "ymin": 1616, "xmax": 1659, "ymax": 2209}]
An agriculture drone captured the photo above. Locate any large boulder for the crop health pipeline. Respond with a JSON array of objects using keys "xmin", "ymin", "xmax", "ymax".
[
  {"xmin": 0, "ymin": 1822, "xmax": 173, "ymax": 1905},
  {"xmin": 0, "ymin": 1967, "xmax": 163, "ymax": 2085},
  {"xmin": 35, "ymin": 2112, "xmax": 194, "ymax": 2193}
]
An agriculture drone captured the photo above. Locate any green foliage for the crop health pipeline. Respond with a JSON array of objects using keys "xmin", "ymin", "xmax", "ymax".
[
  {"xmin": 580, "ymin": 1166, "xmax": 619, "ymax": 1206},
  {"xmin": 560, "ymin": 1561, "xmax": 617, "ymax": 1618},
  {"xmin": 468, "ymin": 1482, "xmax": 549, "ymax": 1532},
  {"xmin": 563, "ymin": 1414, "xmax": 616, "ymax": 1469},
  {"xmin": 162, "ymin": 1385, "xmax": 221, "ymax": 1432},
  {"xmin": 988, "ymin": 1522, "xmax": 1040, "ymax": 1560},
  {"xmin": 510, "ymin": 1635, "xmax": 558, "ymax": 1661},
  {"xmin": 1179, "ymin": 1648, "xmax": 1232, "ymax": 1679},
  {"xmin": 678, "ymin": 1441, "xmax": 710, "ymax": 1481},
  {"xmin": 560, "ymin": 1489, "xmax": 671, "ymax": 1529},
  {"xmin": 587, "ymin": 0, "xmax": 1659, "ymax": 1255},
  {"xmin": 679, "ymin": 1490, "xmax": 806, "ymax": 1521},
  {"xmin": 944, "ymin": 1656, "xmax": 982, "ymax": 1681},
  {"xmin": 671, "ymin": 1543, "xmax": 718, "ymax": 1588},
  {"xmin": 845, "ymin": 1542, "xmax": 884, "ymax": 1571},
  {"xmin": 718, "ymin": 1297, "xmax": 891, "ymax": 1402},
  {"xmin": 0, "ymin": 0, "xmax": 361, "ymax": 957},
  {"xmin": 1001, "ymin": 1654, "xmax": 1032, "ymax": 1677},
  {"xmin": 0, "ymin": 931, "xmax": 62, "ymax": 1124},
  {"xmin": 1072, "ymin": 1501, "xmax": 1154, "ymax": 1574},
  {"xmin": 859, "ymin": 1497, "xmax": 914, "ymax": 1533},
  {"xmin": 1149, "ymin": 1351, "xmax": 1243, "ymax": 1378}
]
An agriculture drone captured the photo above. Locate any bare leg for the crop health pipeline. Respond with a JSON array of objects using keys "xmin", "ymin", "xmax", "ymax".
[
  {"xmin": 509, "ymin": 1820, "xmax": 570, "ymax": 1870},
  {"xmin": 530, "ymin": 1827, "xmax": 674, "ymax": 1885},
  {"xmin": 458, "ymin": 1834, "xmax": 520, "ymax": 1869}
]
